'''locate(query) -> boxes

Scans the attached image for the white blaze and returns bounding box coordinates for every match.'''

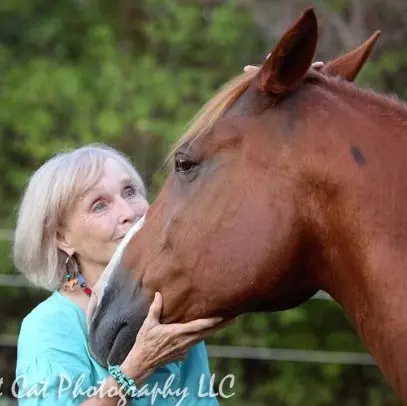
[86,214,146,327]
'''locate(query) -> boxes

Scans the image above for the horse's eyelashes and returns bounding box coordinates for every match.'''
[175,158,195,172]
[174,152,197,171]
[174,153,199,182]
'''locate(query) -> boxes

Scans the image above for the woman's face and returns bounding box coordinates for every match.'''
[58,158,149,268]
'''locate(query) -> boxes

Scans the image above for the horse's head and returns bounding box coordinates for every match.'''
[89,8,381,366]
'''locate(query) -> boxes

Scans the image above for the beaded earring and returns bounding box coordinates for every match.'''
[63,255,79,292]
[63,254,93,297]
[77,272,92,297]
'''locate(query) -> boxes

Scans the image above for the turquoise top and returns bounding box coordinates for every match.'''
[16,291,219,405]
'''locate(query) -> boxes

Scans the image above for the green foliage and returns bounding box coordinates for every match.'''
[0,0,265,217]
[208,302,396,405]
[357,49,407,99]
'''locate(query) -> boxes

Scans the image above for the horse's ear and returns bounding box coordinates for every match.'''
[322,31,381,81]
[258,7,318,95]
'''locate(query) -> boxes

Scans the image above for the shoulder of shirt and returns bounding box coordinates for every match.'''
[18,291,87,353]
[16,292,98,379]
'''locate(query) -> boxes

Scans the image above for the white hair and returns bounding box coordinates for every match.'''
[12,143,146,291]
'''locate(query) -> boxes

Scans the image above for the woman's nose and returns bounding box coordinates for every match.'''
[118,196,149,224]
[117,198,137,224]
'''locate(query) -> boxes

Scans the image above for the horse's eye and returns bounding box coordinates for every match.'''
[174,154,199,182]
[175,157,197,173]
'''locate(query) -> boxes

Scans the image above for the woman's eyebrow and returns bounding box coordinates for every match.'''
[119,177,133,185]
[80,188,104,207]
[80,178,135,206]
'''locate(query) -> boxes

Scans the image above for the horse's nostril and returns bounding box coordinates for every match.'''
[89,275,149,366]
[107,322,132,365]
[108,321,127,349]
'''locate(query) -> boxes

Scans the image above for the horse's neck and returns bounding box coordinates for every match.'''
[339,83,407,249]
[306,80,407,248]
[327,241,407,402]
[310,82,407,401]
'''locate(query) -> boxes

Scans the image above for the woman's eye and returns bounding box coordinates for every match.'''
[92,201,106,212]
[123,186,136,198]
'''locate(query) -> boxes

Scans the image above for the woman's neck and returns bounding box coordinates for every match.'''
[59,288,90,314]
[80,261,107,289]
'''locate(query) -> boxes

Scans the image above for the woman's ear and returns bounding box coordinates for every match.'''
[56,229,75,257]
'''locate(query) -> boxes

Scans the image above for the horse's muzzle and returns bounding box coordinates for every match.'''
[88,267,150,366]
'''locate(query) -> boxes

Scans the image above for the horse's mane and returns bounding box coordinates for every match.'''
[167,69,258,160]
[324,75,407,120]
[167,67,407,166]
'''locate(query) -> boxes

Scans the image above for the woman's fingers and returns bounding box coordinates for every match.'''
[178,319,235,348]
[182,326,225,347]
[176,317,224,334]
[244,60,324,74]
[243,52,270,73]
[171,319,234,350]
[243,65,260,73]
[145,292,162,323]
[312,61,324,70]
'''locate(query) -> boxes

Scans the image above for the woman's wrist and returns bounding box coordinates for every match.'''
[120,351,153,387]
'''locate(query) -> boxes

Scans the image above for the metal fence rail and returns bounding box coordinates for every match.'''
[0,334,375,365]
[207,345,375,365]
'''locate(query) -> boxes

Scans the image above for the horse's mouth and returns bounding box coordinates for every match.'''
[106,323,132,366]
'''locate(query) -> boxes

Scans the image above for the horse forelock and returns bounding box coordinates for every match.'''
[166,69,258,164]
[165,69,333,165]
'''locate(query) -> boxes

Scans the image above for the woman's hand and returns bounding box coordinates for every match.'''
[243,54,324,73]
[120,292,230,385]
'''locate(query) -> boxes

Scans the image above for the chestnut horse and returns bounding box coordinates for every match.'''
[89,8,407,403]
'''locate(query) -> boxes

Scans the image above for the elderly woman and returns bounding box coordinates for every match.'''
[13,144,224,405]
